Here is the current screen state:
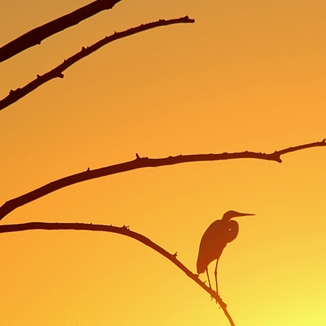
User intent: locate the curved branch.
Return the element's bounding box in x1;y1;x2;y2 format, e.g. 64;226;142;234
0;16;195;111
0;0;121;63
0;221;235;326
0;139;325;221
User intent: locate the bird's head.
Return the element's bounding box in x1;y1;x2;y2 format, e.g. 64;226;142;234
222;210;255;221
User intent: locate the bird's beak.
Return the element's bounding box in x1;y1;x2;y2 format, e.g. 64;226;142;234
235;212;255;217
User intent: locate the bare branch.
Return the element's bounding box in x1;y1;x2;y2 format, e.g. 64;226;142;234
275;140;326;156
0;140;324;221
0;0;121;63
0;16;195;111
0;221;235;326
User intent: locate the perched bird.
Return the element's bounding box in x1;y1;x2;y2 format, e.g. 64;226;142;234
196;210;254;294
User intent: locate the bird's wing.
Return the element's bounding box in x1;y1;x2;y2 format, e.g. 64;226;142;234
196;220;226;274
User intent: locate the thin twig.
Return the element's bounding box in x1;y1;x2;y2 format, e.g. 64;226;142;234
0;139;324;221
0;0;121;62
0;16;195;111
0;221;235;326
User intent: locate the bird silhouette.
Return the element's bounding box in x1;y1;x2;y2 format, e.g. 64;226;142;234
196;210;254;295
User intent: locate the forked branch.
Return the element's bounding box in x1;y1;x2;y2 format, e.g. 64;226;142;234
0;222;235;326
0;0;121;62
0;139;324;221
0;16;195;111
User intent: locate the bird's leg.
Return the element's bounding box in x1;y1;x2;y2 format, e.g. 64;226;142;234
205;267;212;291
214;260;219;296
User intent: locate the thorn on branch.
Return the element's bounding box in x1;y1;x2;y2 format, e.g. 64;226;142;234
173;252;178;257
135;153;149;160
9;88;21;95
122;225;130;230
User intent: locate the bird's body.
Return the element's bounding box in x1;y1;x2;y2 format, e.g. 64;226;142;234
196;219;238;274
196;210;254;294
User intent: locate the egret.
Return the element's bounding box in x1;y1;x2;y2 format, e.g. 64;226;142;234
196;210;254;295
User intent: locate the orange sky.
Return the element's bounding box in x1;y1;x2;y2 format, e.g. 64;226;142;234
1;1;326;325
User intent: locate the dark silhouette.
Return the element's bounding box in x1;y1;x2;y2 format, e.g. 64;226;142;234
1;140;324;221
0;16;194;111
0;0;121;63
0;221;236;326
197;210;254;295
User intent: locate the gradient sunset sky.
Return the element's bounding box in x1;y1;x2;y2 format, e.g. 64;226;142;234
1;1;326;325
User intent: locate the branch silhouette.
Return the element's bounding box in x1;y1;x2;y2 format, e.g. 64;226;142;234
0;0;121;63
0;139;324;221
0;221;235;326
0;16;195;111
